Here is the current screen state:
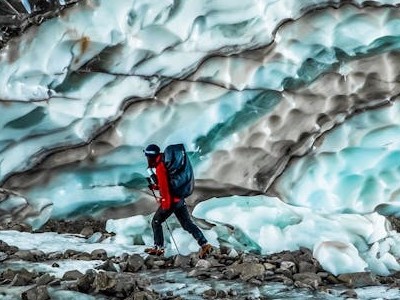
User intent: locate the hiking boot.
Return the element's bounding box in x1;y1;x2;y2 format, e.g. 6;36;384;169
145;246;164;256
198;243;212;259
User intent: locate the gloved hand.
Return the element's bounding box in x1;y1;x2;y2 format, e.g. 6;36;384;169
148;183;158;190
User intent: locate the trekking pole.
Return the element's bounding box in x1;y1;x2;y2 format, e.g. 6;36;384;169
147;177;181;255
165;219;180;255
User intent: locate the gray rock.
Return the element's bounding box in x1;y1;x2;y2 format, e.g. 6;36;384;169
317;272;329;278
48;279;61;286
338;272;378;287
293;272;322;290
64;249;81;258
77;269;96;293
132;290;155;300
263;262;276;271
280;261;297;273
216;289;228;298
36;274;55;286
326;274;341;284
248;278;263;286
1;269;18;281
240;263;265;281
93;271;116;293
195;259;212;269
173;255;191;268
222;268;238;280
126;254;145;272
14;250;35;261
153;260;165;267
203;289;217;298
10;269;36;286
30;250;46;261
228;289;238;296
226;262;265;281
80;226;94;237
299;261;318;273
242;255;260;264
47;251;63;260
135;276;151;289
187;269;211;279
0;241;18;255
93;271;138;296
73;252;92;261
21;285;50;300
340;289;358;299
91;249;108;260
96;259;118;272
62;270;84;281
0;251;8;262
11;274;33;286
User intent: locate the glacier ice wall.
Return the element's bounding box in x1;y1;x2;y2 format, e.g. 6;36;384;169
1;0;400;275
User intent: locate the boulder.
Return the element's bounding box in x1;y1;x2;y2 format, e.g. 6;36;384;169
293;272;322;290
263;262;276;271
173;255;191;268
10;269;36;286
96;259;118;272
298;261;318;273
77;269;96;293
13;250;35;261
21;286;50;300
132;290;156;300
36;274;55;286
93;271;117;293
80;226;94;237
47;251;63;260
0;251;8;262
126;254;145;272
226;262;265;282
280;261;297;274
0;240;18;254
64;249;81;258
72;252;92;261
62;270;84;281
338;272;378;287
195;259;212;270
93;271;138;296
91;249;108;260
340;289;358;298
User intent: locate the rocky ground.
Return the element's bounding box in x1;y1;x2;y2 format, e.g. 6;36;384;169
0;219;400;300
1;219;400;299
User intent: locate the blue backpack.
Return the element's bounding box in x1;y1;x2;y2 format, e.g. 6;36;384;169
163;144;194;198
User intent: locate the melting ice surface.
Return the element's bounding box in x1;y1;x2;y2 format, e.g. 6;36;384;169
1;0;400;280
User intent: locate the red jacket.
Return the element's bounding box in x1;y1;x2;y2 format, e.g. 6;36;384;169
152;155;180;210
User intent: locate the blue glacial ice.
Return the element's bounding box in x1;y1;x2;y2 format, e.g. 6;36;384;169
1;0;400;277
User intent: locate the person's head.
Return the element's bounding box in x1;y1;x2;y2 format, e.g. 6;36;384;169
144;144;161;167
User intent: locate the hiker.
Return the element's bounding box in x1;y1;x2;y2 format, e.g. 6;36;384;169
143;143;212;258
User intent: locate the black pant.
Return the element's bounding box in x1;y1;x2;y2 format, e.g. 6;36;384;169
152;199;207;247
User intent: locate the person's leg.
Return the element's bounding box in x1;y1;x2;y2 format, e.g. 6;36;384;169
174;199;207;246
152;206;173;247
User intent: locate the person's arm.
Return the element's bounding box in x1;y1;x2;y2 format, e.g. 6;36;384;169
147;168;159;190
156;162;172;210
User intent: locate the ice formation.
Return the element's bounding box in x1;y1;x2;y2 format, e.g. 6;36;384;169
1;0;400;276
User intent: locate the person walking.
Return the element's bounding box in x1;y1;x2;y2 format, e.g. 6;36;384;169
143;144;212;258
